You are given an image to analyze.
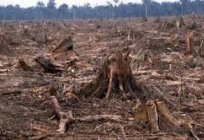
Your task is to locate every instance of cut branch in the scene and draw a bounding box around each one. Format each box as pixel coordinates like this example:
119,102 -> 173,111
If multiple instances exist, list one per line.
76,115 -> 123,123
50,96 -> 124,133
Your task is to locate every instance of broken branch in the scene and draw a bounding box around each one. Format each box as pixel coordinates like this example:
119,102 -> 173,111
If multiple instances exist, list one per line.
50,96 -> 124,134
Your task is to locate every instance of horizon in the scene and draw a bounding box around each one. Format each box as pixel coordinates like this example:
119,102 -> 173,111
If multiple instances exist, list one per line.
0,0 -> 178,8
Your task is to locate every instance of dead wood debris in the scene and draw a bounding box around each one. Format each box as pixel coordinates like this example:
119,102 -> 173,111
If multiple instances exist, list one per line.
133,100 -> 200,139
75,50 -> 173,106
16,58 -> 33,71
46,50 -> 200,139
50,96 -> 124,134
34,55 -> 64,73
1,90 -> 22,96
1,19 -> 203,139
51,36 -> 74,58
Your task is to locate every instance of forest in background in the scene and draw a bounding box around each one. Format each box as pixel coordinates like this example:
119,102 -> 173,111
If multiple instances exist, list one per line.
0,0 -> 203,20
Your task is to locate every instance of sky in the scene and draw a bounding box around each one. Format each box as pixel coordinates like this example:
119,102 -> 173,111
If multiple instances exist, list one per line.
0,0 -> 177,8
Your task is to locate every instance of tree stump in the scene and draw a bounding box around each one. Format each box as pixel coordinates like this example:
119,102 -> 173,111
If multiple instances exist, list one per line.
46,50 -> 199,139
75,50 -> 143,99
51,36 -> 74,58
34,55 -> 63,73
75,50 -> 172,104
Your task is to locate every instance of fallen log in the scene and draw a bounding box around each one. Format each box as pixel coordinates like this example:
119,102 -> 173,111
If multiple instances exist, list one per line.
1,90 -> 22,96
34,55 -> 63,73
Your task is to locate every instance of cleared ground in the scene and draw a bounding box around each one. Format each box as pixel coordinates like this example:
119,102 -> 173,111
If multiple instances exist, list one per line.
0,17 -> 204,139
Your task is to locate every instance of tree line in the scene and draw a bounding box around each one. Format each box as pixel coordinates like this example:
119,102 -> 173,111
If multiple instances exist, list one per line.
0,0 -> 203,20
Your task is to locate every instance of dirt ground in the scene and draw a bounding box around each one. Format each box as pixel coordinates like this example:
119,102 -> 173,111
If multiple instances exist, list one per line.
0,17 -> 204,139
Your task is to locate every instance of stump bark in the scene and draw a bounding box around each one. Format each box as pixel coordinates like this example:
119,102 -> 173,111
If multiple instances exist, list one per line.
75,50 -> 144,99
75,50 -> 172,105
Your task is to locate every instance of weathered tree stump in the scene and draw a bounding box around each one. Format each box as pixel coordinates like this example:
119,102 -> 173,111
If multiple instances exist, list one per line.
132,99 -> 199,139
185,32 -> 194,55
176,16 -> 185,29
46,51 -> 199,139
74,51 -> 199,137
51,36 -> 74,58
75,50 -> 172,104
75,50 -> 145,100
34,55 -> 63,73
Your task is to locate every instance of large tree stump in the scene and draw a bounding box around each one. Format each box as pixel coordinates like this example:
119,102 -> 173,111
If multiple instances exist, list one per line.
75,50 -> 145,100
176,16 -> 185,29
132,100 -> 199,139
46,51 -> 199,139
75,50 -> 172,105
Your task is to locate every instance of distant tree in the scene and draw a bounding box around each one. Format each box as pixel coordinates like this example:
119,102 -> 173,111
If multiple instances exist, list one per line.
14,5 -> 20,9
0,0 -> 204,20
180,0 -> 190,14
58,4 -> 68,19
47,0 -> 56,9
142,0 -> 151,17
37,1 -> 45,7
72,5 -> 77,19
35,1 -> 45,20
107,1 -> 113,6
107,1 -> 114,18
83,3 -> 92,18
113,0 -> 119,6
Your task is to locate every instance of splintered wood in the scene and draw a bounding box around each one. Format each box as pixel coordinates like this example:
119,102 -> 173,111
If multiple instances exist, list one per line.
185,32 -> 194,55
133,100 -> 197,138
1,18 -> 204,139
46,50 -> 199,139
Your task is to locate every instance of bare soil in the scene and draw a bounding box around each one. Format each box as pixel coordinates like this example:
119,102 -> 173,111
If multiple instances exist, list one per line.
0,17 -> 204,139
